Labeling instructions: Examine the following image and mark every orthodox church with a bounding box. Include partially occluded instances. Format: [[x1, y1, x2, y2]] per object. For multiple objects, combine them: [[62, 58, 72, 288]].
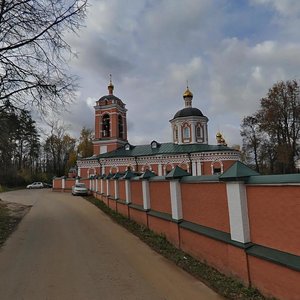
[[77, 79, 240, 177]]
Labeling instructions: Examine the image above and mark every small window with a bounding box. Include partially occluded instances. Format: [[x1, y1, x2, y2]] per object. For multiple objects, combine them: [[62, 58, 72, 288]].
[[150, 140, 160, 149], [151, 141, 157, 148], [125, 143, 130, 150], [213, 168, 221, 175]]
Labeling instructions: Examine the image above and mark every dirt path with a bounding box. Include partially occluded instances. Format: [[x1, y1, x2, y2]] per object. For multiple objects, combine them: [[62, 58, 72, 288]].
[[0, 189, 223, 300]]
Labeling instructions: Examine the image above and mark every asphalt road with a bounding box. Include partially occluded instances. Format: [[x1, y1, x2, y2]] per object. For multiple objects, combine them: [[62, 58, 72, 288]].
[[0, 189, 223, 300]]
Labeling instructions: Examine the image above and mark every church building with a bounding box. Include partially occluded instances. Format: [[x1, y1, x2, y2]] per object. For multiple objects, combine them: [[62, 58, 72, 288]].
[[77, 79, 240, 177]]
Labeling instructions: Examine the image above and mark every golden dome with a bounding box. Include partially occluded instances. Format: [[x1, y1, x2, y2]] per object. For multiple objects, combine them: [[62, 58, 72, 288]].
[[183, 87, 193, 98], [216, 132, 222, 138]]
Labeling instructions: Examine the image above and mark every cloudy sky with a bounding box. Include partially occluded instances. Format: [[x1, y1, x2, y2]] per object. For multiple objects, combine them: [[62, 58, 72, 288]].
[[62, 0, 300, 147]]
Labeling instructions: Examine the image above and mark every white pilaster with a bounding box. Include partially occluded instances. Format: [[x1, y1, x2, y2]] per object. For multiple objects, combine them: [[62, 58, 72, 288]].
[[158, 164, 162, 176], [95, 178, 98, 192], [62, 177, 65, 189], [226, 182, 251, 243], [197, 161, 202, 176], [114, 180, 119, 199], [178, 123, 183, 144], [192, 161, 197, 176], [77, 168, 81, 177], [204, 124, 208, 144], [125, 180, 131, 204], [191, 123, 196, 143], [89, 179, 92, 191], [142, 180, 150, 210], [169, 180, 183, 220]]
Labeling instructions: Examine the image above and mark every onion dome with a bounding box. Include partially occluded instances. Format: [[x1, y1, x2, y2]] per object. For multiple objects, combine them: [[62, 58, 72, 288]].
[[173, 107, 204, 119], [98, 75, 122, 102], [183, 87, 193, 98], [216, 132, 227, 146]]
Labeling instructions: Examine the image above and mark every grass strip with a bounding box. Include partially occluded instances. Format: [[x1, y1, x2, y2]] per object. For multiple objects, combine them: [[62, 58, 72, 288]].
[[85, 196, 275, 300], [0, 203, 22, 247]]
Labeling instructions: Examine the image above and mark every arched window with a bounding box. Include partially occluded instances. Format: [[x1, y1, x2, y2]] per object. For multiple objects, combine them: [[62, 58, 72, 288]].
[[118, 115, 123, 138], [196, 124, 203, 141], [211, 161, 223, 175], [164, 163, 173, 175], [102, 114, 110, 137], [183, 126, 190, 139]]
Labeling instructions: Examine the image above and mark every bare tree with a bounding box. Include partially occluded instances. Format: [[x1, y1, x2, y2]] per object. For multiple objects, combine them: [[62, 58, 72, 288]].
[[0, 0, 87, 113], [241, 80, 300, 174]]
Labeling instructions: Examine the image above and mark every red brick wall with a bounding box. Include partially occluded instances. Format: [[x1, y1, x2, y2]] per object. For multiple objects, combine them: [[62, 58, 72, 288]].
[[247, 185, 300, 256], [119, 180, 126, 200], [131, 181, 143, 206], [248, 256, 300, 300], [180, 228, 229, 272], [65, 179, 75, 189], [181, 182, 230, 233], [148, 216, 180, 247], [53, 178, 62, 189], [109, 180, 115, 197], [149, 181, 171, 214], [129, 208, 147, 226], [117, 202, 129, 218]]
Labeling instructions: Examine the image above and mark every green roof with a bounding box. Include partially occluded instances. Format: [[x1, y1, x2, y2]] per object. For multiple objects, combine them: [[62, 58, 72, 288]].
[[122, 170, 136, 179], [140, 169, 156, 179], [219, 161, 259, 181], [165, 166, 190, 179], [89, 142, 237, 159], [246, 173, 300, 184]]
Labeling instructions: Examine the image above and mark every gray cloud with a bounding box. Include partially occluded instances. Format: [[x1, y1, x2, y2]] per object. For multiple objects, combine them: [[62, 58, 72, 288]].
[[56, 0, 300, 148]]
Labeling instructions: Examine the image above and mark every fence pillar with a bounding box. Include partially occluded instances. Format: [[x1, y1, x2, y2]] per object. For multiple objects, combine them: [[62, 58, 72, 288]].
[[100, 178, 103, 194], [95, 177, 98, 193], [114, 180, 119, 199], [62, 176, 66, 190], [106, 179, 110, 196], [169, 180, 183, 220], [125, 180, 131, 204], [142, 180, 150, 210], [226, 182, 250, 243]]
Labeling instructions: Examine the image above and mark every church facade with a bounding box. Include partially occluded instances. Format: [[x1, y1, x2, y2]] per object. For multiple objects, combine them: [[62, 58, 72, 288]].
[[77, 79, 240, 177]]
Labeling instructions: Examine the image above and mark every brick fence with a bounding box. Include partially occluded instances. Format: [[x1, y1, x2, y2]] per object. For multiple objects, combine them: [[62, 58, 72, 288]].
[[53, 168, 300, 300]]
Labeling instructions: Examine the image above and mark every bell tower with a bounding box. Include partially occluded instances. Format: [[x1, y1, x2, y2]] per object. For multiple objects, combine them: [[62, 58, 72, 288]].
[[93, 76, 128, 155]]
